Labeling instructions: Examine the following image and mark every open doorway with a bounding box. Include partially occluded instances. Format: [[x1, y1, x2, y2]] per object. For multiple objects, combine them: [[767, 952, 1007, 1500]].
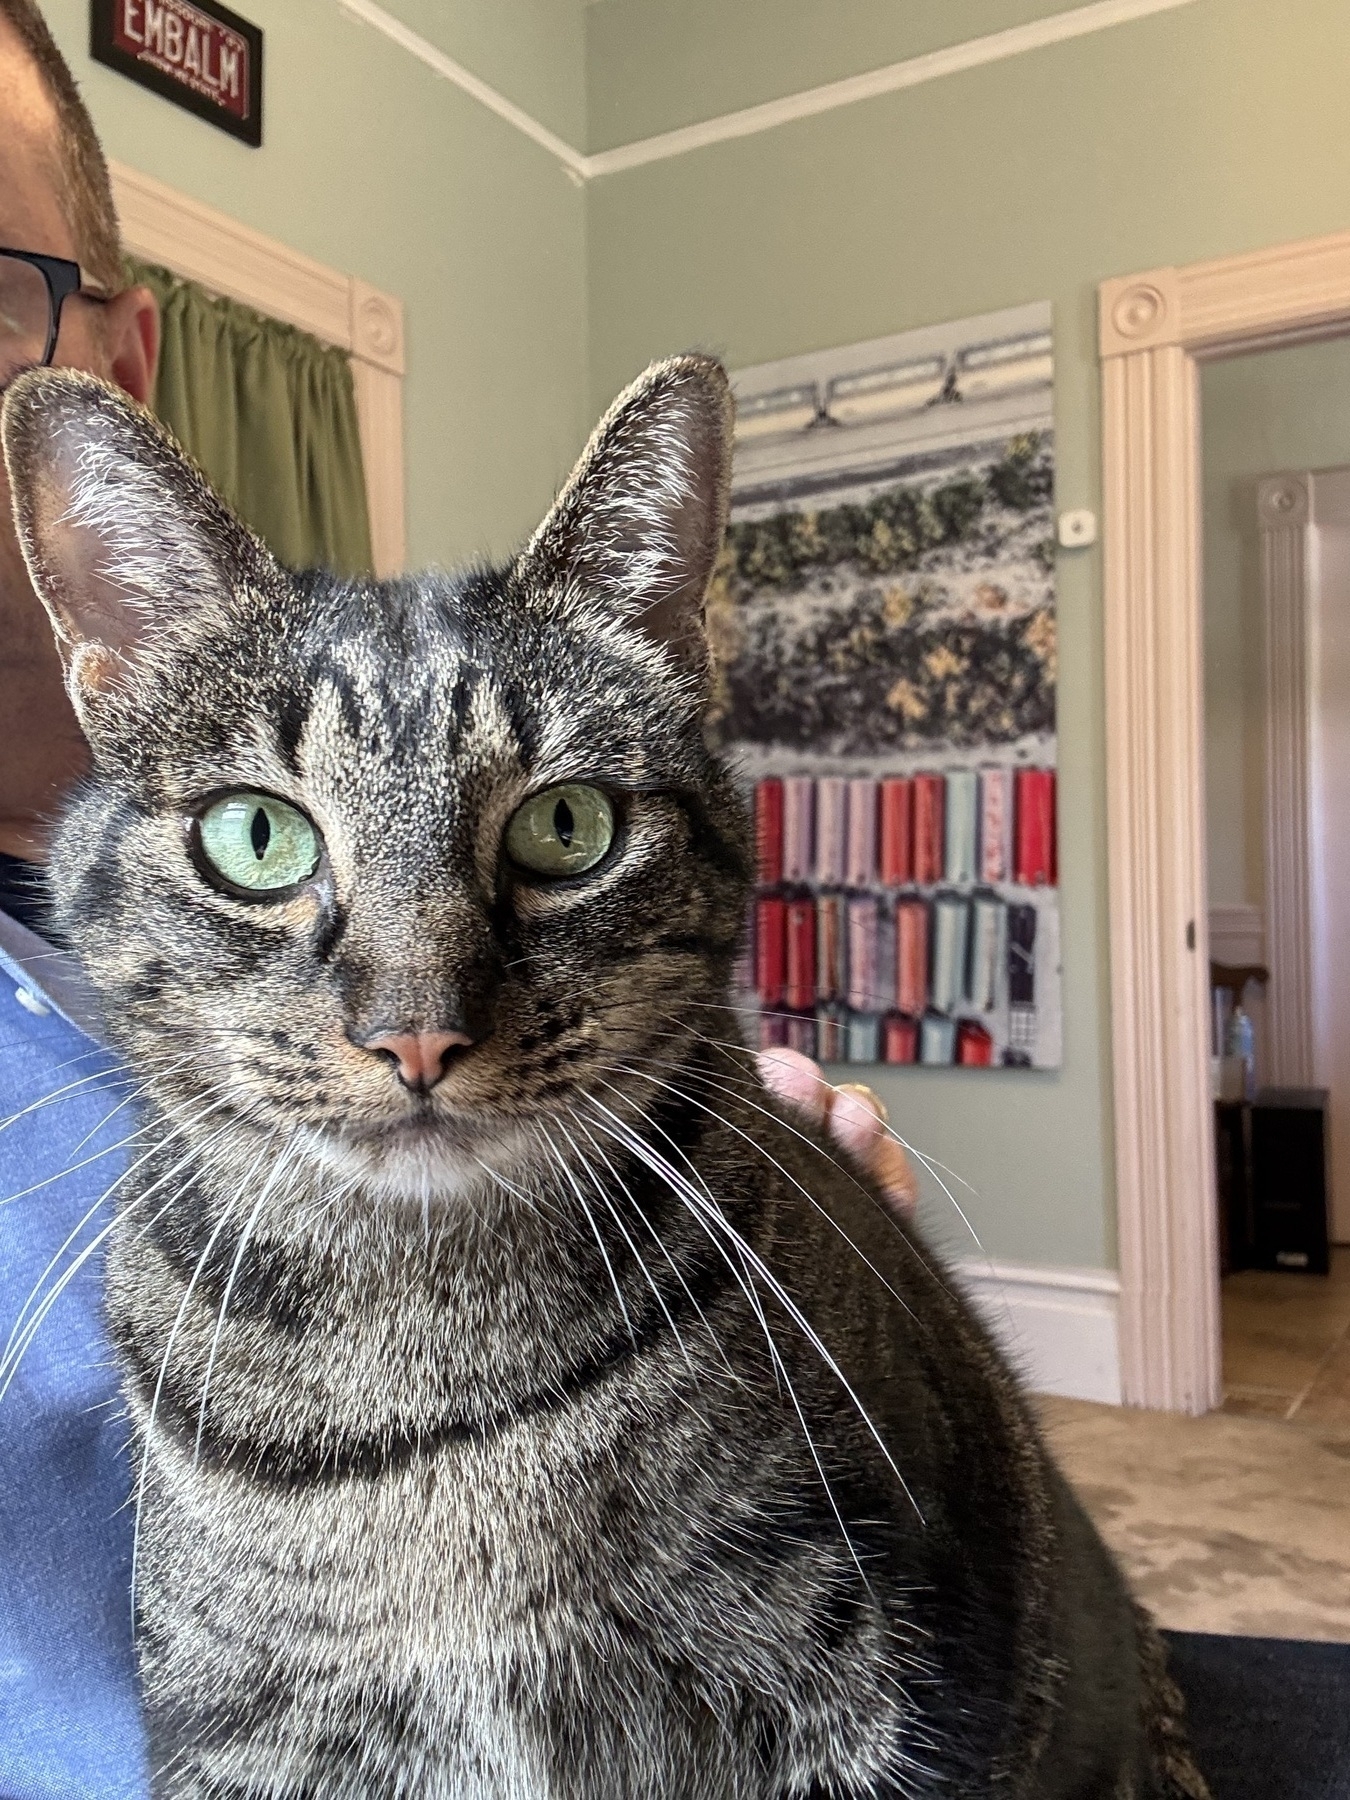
[[1201, 339, 1350, 1420], [1097, 229, 1350, 1414]]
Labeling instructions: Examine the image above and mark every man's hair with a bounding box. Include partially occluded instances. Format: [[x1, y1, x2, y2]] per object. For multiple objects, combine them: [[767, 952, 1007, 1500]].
[[0, 0, 123, 291]]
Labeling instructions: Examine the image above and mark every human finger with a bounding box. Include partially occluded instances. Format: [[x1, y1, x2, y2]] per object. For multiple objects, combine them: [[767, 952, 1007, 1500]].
[[756, 1045, 830, 1124], [827, 1083, 919, 1220]]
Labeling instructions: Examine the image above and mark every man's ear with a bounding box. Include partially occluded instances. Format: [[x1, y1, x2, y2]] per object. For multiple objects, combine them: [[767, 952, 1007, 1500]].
[[102, 282, 161, 407], [515, 354, 734, 673], [0, 365, 261, 706]]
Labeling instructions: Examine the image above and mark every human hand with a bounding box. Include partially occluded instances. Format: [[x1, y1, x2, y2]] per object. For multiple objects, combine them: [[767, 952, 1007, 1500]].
[[756, 1046, 919, 1220]]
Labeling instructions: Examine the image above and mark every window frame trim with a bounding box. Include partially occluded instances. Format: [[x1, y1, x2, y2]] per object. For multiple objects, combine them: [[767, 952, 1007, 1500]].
[[109, 160, 405, 577]]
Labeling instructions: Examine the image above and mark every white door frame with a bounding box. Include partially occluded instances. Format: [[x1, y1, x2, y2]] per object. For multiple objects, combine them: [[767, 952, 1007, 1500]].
[[1262, 467, 1350, 1244], [1099, 228, 1350, 1412], [1259, 469, 1319, 1092], [108, 162, 406, 577]]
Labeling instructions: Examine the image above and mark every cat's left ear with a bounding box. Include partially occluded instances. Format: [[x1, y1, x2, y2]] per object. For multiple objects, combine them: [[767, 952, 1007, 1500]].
[[515, 354, 734, 674], [1, 366, 261, 706]]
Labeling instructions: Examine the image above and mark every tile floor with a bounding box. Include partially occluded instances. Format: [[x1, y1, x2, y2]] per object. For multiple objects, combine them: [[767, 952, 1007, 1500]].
[[1221, 1246, 1350, 1423], [1037, 1249, 1350, 1642]]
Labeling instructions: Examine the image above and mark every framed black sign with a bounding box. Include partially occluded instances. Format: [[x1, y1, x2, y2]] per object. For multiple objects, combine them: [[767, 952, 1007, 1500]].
[[91, 0, 263, 147]]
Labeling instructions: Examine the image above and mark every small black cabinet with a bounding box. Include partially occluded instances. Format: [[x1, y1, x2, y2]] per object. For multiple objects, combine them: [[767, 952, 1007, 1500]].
[[1215, 1099, 1253, 1275], [1249, 1087, 1331, 1275]]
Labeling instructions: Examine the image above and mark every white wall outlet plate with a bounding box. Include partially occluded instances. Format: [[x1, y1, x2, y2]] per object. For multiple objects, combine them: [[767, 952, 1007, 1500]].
[[1057, 508, 1097, 548]]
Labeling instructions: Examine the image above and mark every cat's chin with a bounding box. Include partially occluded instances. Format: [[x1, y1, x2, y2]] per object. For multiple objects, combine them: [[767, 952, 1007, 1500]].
[[299, 1112, 536, 1203]]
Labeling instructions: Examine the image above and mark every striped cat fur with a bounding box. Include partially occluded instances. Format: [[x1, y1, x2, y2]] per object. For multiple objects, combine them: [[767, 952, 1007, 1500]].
[[2, 358, 1208, 1799]]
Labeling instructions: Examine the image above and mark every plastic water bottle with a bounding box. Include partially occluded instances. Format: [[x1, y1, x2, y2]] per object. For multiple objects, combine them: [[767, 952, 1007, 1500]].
[[1225, 1005, 1257, 1102]]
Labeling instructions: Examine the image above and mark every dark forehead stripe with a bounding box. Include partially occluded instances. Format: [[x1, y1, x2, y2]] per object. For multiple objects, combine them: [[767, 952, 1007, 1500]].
[[495, 673, 541, 768], [244, 561, 700, 798], [270, 662, 364, 772], [262, 572, 452, 768]]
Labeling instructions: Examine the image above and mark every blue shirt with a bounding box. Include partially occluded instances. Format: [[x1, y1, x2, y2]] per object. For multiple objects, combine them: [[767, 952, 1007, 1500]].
[[0, 912, 147, 1798]]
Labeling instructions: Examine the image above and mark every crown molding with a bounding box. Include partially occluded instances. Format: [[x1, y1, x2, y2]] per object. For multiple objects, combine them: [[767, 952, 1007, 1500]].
[[337, 0, 590, 180], [337, 0, 1200, 183]]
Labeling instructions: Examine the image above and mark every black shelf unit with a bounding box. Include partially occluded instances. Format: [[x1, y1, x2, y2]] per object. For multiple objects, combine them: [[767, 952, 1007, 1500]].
[[1248, 1087, 1331, 1275]]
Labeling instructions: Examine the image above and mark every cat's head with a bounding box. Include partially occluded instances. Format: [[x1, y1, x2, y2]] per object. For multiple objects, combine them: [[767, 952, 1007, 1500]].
[[1, 356, 749, 1200]]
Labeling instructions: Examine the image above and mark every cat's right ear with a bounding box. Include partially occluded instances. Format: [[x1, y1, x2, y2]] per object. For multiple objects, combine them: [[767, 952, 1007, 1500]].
[[513, 355, 734, 677], [1, 366, 258, 709]]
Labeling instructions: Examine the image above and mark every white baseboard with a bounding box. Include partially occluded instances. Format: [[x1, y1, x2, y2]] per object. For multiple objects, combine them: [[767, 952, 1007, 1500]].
[[954, 1261, 1122, 1405]]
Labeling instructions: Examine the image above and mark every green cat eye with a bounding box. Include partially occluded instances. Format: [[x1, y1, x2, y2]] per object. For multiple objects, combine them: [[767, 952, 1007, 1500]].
[[506, 784, 615, 878], [197, 793, 321, 895]]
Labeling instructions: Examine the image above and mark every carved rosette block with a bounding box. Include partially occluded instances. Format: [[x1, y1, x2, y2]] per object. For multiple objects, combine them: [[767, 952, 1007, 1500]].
[[351, 278, 406, 376], [1257, 473, 1310, 531], [1098, 267, 1181, 358]]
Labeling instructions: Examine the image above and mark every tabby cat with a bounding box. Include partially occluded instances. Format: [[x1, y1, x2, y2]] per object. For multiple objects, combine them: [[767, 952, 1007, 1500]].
[[2, 357, 1208, 1799]]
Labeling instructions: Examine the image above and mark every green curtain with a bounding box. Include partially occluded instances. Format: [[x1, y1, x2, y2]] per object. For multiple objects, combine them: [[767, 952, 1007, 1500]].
[[128, 258, 374, 577]]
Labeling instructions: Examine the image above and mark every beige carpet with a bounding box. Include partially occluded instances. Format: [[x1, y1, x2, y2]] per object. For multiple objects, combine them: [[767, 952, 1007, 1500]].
[[1040, 1395, 1350, 1641]]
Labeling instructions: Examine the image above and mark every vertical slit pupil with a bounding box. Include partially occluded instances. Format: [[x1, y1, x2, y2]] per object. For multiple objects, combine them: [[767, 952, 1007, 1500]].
[[250, 808, 272, 860], [553, 798, 575, 847]]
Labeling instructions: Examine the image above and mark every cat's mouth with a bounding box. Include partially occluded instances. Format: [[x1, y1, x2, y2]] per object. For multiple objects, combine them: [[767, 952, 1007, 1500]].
[[316, 1096, 538, 1184], [342, 1108, 482, 1150]]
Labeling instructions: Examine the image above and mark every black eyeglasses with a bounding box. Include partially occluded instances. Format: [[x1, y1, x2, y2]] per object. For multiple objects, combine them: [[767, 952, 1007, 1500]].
[[0, 248, 111, 385]]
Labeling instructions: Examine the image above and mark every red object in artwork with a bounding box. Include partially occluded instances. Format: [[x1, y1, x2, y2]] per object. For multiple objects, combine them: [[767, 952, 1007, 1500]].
[[879, 778, 913, 886], [816, 894, 845, 1002], [845, 896, 878, 1012], [895, 900, 929, 1018], [1014, 769, 1056, 886], [956, 1020, 995, 1066], [912, 774, 945, 885], [785, 897, 817, 1011], [755, 897, 787, 1007], [755, 779, 784, 886], [978, 765, 1013, 884]]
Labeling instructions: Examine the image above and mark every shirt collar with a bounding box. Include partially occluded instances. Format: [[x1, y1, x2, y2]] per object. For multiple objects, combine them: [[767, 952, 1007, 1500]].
[[0, 909, 107, 1043]]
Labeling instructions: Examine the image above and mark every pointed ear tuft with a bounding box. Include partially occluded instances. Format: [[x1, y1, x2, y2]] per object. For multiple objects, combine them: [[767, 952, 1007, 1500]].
[[1, 367, 262, 705], [515, 354, 734, 671]]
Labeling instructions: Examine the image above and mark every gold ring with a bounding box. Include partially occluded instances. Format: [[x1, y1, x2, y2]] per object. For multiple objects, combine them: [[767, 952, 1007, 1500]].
[[831, 1082, 889, 1126]]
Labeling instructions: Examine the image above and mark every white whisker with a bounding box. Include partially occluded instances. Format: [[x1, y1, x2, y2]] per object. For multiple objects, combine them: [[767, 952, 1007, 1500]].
[[653, 1011, 987, 1257], [556, 1111, 698, 1382], [2, 1073, 229, 1365], [602, 1054, 930, 1320], [131, 1128, 282, 1626], [0, 1104, 238, 1400], [585, 1086, 924, 1530], [579, 1092, 887, 1584], [566, 1109, 736, 1382], [533, 1124, 637, 1351], [192, 1134, 301, 1464]]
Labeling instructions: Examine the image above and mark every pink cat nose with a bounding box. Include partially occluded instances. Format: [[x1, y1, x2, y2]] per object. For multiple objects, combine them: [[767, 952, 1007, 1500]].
[[362, 1029, 474, 1092]]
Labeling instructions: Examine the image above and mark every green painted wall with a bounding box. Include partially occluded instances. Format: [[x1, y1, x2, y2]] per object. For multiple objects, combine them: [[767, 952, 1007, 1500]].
[[40, 0, 1350, 1272], [585, 0, 1350, 1269], [1202, 340, 1350, 908], [40, 0, 590, 567]]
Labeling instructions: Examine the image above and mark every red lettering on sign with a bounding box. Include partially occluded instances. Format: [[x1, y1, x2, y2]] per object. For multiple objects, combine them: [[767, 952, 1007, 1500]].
[[114, 0, 250, 121]]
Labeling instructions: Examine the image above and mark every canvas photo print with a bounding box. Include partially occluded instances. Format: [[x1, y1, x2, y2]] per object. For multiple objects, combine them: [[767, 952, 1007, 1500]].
[[712, 304, 1061, 1069]]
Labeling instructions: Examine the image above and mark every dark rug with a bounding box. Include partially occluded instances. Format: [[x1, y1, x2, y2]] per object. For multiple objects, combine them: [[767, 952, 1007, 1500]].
[[1165, 1631, 1350, 1799]]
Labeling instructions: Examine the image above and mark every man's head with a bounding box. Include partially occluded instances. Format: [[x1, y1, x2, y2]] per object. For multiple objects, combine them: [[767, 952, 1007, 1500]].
[[0, 0, 159, 860]]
